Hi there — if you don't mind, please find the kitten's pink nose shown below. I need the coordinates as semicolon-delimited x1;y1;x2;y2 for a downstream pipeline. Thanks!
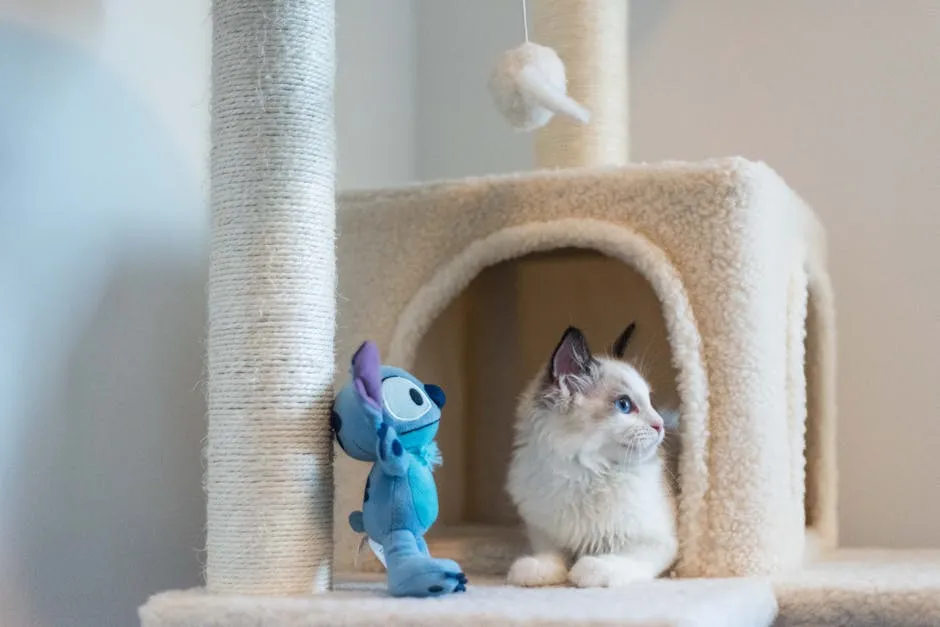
650;420;663;433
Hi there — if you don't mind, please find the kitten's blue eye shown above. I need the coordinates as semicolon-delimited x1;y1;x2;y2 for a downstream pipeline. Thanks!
615;395;634;414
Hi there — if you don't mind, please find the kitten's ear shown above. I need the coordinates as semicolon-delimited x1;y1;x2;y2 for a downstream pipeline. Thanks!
611;322;636;359
549;326;594;381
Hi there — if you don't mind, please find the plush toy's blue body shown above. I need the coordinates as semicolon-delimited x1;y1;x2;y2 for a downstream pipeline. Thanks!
331;341;467;597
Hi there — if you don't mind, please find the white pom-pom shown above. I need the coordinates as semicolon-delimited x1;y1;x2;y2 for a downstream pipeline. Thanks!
488;42;590;132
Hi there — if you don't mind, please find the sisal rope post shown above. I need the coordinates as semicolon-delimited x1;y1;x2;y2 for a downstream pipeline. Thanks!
207;0;336;595
532;0;629;167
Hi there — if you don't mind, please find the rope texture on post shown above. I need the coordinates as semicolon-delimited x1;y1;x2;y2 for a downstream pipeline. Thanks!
533;0;629;168
207;0;337;595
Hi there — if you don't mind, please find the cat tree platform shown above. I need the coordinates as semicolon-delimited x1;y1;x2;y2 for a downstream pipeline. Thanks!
141;576;779;627
773;549;940;626
140;550;940;627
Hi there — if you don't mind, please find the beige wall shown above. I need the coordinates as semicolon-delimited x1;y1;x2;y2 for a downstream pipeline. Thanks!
337;0;417;189
0;3;210;626
0;1;417;625
629;0;940;550
414;0;940;548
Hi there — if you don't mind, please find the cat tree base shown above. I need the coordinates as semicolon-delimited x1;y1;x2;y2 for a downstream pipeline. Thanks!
140;576;778;627
140;550;940;627
774;549;940;626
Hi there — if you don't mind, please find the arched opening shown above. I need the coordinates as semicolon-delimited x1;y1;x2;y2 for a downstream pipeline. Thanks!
383;219;708;574
416;248;681;518
788;263;837;559
804;286;820;530
803;277;837;551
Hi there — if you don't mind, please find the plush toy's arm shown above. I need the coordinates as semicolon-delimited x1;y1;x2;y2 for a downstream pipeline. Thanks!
375;422;411;477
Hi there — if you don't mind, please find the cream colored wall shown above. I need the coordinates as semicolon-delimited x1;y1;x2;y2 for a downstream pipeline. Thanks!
0;1;417;625
414;0;940;548
337;0;417;189
631;0;940;550
0;3;210;626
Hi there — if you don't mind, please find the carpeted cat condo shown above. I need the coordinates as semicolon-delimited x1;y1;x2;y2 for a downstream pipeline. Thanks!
334;157;838;579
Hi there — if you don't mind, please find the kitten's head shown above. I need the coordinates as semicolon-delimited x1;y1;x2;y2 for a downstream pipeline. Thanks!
518;324;665;467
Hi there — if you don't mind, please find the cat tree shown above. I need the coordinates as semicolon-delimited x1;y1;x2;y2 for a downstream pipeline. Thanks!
140;1;940;626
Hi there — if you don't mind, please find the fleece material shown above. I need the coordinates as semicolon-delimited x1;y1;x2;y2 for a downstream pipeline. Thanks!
140;575;778;627
773;549;940;627
141;550;940;627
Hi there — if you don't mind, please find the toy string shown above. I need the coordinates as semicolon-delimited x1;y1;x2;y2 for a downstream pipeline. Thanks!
522;0;529;42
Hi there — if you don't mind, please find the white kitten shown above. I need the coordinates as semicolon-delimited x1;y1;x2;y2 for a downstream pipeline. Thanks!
506;325;678;588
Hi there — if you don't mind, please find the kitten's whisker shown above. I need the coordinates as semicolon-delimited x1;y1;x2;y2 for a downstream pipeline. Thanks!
623;431;644;462
636;338;657;381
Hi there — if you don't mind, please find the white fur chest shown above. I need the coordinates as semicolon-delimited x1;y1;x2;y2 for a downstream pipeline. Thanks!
507;443;676;557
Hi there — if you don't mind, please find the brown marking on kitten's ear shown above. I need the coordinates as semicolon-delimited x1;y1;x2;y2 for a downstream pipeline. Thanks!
549;326;596;382
611;322;636;359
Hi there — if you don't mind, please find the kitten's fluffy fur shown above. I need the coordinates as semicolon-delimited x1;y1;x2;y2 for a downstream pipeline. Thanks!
506;326;678;588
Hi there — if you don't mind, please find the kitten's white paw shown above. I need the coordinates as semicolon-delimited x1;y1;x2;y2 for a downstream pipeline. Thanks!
507;553;568;587
568;555;654;588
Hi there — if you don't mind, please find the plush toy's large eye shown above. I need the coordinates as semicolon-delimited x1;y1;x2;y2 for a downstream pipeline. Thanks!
382;376;432;422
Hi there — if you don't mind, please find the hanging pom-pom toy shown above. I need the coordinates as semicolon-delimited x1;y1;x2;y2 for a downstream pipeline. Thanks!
488;0;590;131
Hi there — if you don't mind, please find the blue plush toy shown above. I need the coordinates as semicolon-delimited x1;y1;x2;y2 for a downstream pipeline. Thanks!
331;340;467;597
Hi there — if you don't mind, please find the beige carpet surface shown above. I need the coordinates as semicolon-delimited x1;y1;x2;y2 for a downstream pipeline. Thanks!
773;549;940;627
140;576;778;627
140;550;940;626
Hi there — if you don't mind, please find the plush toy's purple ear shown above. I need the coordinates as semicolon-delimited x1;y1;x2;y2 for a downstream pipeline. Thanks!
351;341;382;411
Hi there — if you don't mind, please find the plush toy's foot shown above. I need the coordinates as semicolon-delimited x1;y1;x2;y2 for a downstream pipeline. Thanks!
384;531;467;597
387;556;468;597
